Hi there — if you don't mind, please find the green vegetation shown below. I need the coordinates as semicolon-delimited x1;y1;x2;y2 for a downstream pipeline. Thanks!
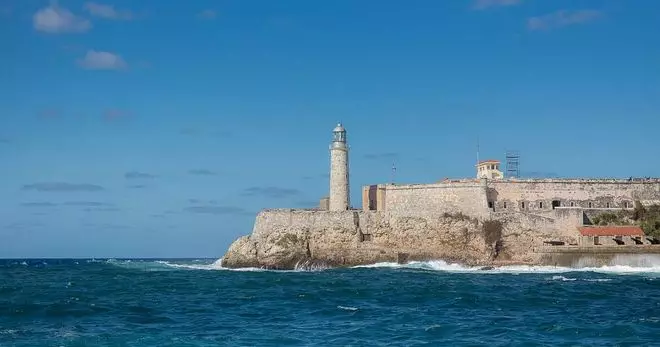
591;211;632;226
591;201;660;238
632;202;660;238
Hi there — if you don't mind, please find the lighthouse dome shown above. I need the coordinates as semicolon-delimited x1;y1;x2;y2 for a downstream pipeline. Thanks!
333;123;345;133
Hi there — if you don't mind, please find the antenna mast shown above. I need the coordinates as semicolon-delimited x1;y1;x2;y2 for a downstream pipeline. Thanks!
476;136;480;167
391;160;397;184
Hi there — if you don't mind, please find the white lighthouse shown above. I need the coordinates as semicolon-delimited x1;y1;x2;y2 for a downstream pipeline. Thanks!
329;123;350;211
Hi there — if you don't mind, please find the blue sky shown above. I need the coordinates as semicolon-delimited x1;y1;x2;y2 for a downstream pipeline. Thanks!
1;0;658;258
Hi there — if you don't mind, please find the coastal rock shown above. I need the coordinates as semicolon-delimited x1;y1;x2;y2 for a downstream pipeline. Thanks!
221;209;551;270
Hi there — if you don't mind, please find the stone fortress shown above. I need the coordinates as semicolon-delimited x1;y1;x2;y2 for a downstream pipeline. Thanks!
221;124;660;269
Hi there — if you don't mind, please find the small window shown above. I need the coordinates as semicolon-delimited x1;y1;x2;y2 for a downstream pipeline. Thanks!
488;201;493;208
588;202;593;208
503;202;507;208
606;203;610;208
570;202;575;207
624;201;629;208
539;202;543;208
521;202;526;209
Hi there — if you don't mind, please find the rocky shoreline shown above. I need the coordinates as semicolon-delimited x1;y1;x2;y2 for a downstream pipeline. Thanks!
219;209;559;270
220;209;660;270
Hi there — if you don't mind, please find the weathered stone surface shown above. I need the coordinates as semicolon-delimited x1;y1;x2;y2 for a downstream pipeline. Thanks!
220;209;563;269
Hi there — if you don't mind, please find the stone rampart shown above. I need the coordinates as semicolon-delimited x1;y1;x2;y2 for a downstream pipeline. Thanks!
380;180;489;218
487;179;660;212
362;179;660;219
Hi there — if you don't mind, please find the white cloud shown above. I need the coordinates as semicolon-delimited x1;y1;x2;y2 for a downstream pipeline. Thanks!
84;2;132;20
472;0;521;10
197;9;217;20
33;1;91;33
528;10;603;31
77;50;127;70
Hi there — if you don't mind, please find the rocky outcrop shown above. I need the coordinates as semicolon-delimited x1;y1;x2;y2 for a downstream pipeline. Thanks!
220;209;570;270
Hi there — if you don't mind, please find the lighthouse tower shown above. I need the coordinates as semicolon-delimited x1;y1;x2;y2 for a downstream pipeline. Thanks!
329;123;350;211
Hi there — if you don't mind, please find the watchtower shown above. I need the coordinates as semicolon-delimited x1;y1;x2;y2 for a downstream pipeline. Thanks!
477;160;504;179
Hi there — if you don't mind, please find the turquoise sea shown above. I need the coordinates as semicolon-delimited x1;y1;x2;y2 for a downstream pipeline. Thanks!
1;258;659;346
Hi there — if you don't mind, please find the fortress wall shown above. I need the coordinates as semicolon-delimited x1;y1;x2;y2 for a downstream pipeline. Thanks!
553;208;586;230
382;181;488;217
487;180;660;212
493;208;583;240
252;209;355;239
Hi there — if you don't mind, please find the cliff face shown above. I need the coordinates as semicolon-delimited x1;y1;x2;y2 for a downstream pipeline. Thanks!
221;209;572;270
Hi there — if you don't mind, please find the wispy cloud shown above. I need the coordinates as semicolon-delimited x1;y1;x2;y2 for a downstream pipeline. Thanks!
0;137;10;144
183;205;250;216
527;9;603;31
197;9;217;20
125;171;157;179
127;184;147;189
83;2;133;20
472;0;522;10
21;182;104;192
33;2;91;33
364;152;399;161
63;201;114;207
83;207;120;212
189;199;218;205
77;50;128;70
37;108;61;119
179;128;201;136
242;186;302;199
88;222;130;230
104;109;130;121
21;202;58;207
188;169;218;176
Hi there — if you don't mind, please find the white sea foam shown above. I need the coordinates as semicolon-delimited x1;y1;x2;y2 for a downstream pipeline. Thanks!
156;260;273;272
351;254;660;276
551;275;577;281
104;253;660;276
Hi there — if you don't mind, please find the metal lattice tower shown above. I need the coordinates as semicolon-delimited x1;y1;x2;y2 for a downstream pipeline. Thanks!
505;150;520;178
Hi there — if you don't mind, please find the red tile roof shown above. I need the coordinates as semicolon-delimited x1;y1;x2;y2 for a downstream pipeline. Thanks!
578;226;644;236
478;159;500;164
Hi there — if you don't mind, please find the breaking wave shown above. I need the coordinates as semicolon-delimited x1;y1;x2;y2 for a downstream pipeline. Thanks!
352;254;660;276
101;253;660;276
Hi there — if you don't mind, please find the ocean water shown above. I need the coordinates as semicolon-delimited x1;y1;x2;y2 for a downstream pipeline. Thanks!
1;258;660;346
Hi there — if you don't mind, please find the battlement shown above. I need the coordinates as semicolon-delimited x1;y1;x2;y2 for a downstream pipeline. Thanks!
362;176;660;215
494;177;660;184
